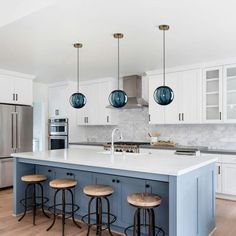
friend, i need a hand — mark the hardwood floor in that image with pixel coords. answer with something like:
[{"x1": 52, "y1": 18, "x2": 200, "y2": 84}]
[{"x1": 1, "y1": 189, "x2": 236, "y2": 235}]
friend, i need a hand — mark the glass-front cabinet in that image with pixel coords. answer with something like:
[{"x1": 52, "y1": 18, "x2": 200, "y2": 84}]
[
  {"x1": 203, "y1": 67, "x2": 223, "y2": 122},
  {"x1": 224, "y1": 64, "x2": 236, "y2": 122}
]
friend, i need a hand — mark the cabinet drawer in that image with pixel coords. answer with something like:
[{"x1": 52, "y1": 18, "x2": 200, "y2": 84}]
[{"x1": 221, "y1": 155, "x2": 236, "y2": 164}]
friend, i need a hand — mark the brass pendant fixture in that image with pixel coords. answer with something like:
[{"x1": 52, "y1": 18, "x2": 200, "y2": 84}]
[
  {"x1": 153, "y1": 25, "x2": 174, "y2": 106},
  {"x1": 108, "y1": 33, "x2": 128, "y2": 108},
  {"x1": 70, "y1": 43, "x2": 86, "y2": 109}
]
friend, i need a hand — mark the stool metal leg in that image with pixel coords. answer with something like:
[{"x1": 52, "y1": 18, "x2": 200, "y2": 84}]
[
  {"x1": 104, "y1": 196, "x2": 113, "y2": 236},
  {"x1": 32, "y1": 183, "x2": 36, "y2": 225},
  {"x1": 86, "y1": 197, "x2": 94, "y2": 236},
  {"x1": 47, "y1": 189, "x2": 60, "y2": 231},
  {"x1": 38, "y1": 182, "x2": 50, "y2": 218},
  {"x1": 133, "y1": 208, "x2": 141, "y2": 236},
  {"x1": 147, "y1": 209, "x2": 155, "y2": 236},
  {"x1": 62, "y1": 189, "x2": 65, "y2": 236},
  {"x1": 18, "y1": 183, "x2": 31, "y2": 222},
  {"x1": 96, "y1": 197, "x2": 102, "y2": 236},
  {"x1": 68, "y1": 188, "x2": 81, "y2": 228}
]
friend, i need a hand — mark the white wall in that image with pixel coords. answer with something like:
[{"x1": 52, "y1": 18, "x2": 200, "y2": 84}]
[{"x1": 33, "y1": 82, "x2": 49, "y2": 150}]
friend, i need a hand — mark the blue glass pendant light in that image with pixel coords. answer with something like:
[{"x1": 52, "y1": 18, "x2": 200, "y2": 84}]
[
  {"x1": 109, "y1": 33, "x2": 128, "y2": 108},
  {"x1": 154, "y1": 25, "x2": 174, "y2": 106},
  {"x1": 70, "y1": 43, "x2": 86, "y2": 109}
]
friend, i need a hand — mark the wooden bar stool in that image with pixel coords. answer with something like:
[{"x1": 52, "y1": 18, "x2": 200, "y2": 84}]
[
  {"x1": 124, "y1": 193, "x2": 165, "y2": 236},
  {"x1": 82, "y1": 184, "x2": 117, "y2": 236},
  {"x1": 47, "y1": 178, "x2": 81, "y2": 236},
  {"x1": 18, "y1": 174, "x2": 50, "y2": 225}
]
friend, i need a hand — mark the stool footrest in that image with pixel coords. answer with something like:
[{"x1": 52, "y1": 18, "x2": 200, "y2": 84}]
[
  {"x1": 124, "y1": 224, "x2": 165, "y2": 236},
  {"x1": 48, "y1": 203, "x2": 79, "y2": 219},
  {"x1": 82, "y1": 212, "x2": 116, "y2": 230},
  {"x1": 19, "y1": 196, "x2": 49, "y2": 208}
]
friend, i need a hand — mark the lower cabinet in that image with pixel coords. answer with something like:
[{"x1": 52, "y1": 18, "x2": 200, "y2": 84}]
[{"x1": 222, "y1": 163, "x2": 236, "y2": 195}]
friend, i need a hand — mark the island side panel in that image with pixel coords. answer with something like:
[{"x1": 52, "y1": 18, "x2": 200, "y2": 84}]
[
  {"x1": 169, "y1": 163, "x2": 215, "y2": 236},
  {"x1": 13, "y1": 158, "x2": 36, "y2": 215}
]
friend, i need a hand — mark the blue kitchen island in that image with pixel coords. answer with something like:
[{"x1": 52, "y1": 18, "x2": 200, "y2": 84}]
[{"x1": 12, "y1": 148, "x2": 217, "y2": 236}]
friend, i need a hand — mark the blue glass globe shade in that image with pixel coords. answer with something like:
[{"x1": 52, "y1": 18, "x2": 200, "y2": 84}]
[
  {"x1": 153, "y1": 86, "x2": 174, "y2": 106},
  {"x1": 109, "y1": 90, "x2": 128, "y2": 108},
  {"x1": 70, "y1": 92, "x2": 86, "y2": 109}
]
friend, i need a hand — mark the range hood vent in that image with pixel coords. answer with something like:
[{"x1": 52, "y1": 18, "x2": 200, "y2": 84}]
[{"x1": 107, "y1": 75, "x2": 148, "y2": 109}]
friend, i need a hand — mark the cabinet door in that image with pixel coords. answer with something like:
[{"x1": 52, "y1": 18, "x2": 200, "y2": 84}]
[
  {"x1": 146, "y1": 180, "x2": 169, "y2": 235},
  {"x1": 118, "y1": 177, "x2": 146, "y2": 227},
  {"x1": 164, "y1": 72, "x2": 181, "y2": 124},
  {"x1": 14, "y1": 78, "x2": 32, "y2": 106},
  {"x1": 148, "y1": 76, "x2": 165, "y2": 124},
  {"x1": 224, "y1": 64, "x2": 236, "y2": 122},
  {"x1": 215, "y1": 162, "x2": 222, "y2": 193},
  {"x1": 0, "y1": 77, "x2": 14, "y2": 103},
  {"x1": 36, "y1": 165, "x2": 55, "y2": 206},
  {"x1": 222, "y1": 163, "x2": 236, "y2": 195},
  {"x1": 77, "y1": 84, "x2": 90, "y2": 125},
  {"x1": 181, "y1": 69, "x2": 201, "y2": 123},
  {"x1": 203, "y1": 67, "x2": 223, "y2": 123}
]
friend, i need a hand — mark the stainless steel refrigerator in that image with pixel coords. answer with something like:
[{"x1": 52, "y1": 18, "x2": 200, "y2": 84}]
[{"x1": 0, "y1": 104, "x2": 33, "y2": 188}]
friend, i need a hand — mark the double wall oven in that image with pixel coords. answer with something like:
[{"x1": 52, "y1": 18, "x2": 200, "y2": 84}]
[{"x1": 48, "y1": 118, "x2": 68, "y2": 150}]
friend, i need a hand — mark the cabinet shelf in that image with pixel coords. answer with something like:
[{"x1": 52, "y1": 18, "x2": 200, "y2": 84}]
[
  {"x1": 206, "y1": 91, "x2": 219, "y2": 95},
  {"x1": 206, "y1": 105, "x2": 219, "y2": 108},
  {"x1": 227, "y1": 90, "x2": 236, "y2": 94},
  {"x1": 227, "y1": 75, "x2": 236, "y2": 80},
  {"x1": 206, "y1": 78, "x2": 219, "y2": 82}
]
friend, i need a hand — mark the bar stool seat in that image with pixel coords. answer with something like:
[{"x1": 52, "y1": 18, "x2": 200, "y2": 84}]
[
  {"x1": 127, "y1": 193, "x2": 162, "y2": 208},
  {"x1": 49, "y1": 179, "x2": 77, "y2": 189},
  {"x1": 84, "y1": 184, "x2": 114, "y2": 197},
  {"x1": 21, "y1": 174, "x2": 48, "y2": 183}
]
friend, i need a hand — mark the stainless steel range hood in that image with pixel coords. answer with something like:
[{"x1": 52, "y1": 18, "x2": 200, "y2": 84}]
[{"x1": 107, "y1": 75, "x2": 148, "y2": 109}]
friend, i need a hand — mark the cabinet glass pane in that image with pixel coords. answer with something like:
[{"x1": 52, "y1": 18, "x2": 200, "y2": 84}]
[
  {"x1": 227, "y1": 78, "x2": 236, "y2": 91},
  {"x1": 227, "y1": 92, "x2": 236, "y2": 105},
  {"x1": 206, "y1": 94, "x2": 219, "y2": 106},
  {"x1": 227, "y1": 105, "x2": 236, "y2": 119},
  {"x1": 206, "y1": 80, "x2": 219, "y2": 93},
  {"x1": 206, "y1": 70, "x2": 219, "y2": 79},
  {"x1": 206, "y1": 107, "x2": 220, "y2": 120},
  {"x1": 227, "y1": 67, "x2": 236, "y2": 77}
]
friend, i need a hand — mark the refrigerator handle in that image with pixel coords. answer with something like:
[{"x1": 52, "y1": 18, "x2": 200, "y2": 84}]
[
  {"x1": 16, "y1": 112, "x2": 20, "y2": 150},
  {"x1": 11, "y1": 113, "x2": 14, "y2": 149}
]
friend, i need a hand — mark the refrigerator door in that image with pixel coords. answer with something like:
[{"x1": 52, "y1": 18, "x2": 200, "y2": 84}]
[
  {"x1": 0, "y1": 104, "x2": 15, "y2": 157},
  {"x1": 15, "y1": 106, "x2": 33, "y2": 153}
]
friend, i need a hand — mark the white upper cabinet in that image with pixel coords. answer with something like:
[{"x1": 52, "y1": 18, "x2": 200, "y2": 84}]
[
  {"x1": 203, "y1": 67, "x2": 223, "y2": 123},
  {"x1": 223, "y1": 64, "x2": 236, "y2": 122},
  {"x1": 0, "y1": 76, "x2": 33, "y2": 105},
  {"x1": 149, "y1": 69, "x2": 201, "y2": 124},
  {"x1": 77, "y1": 78, "x2": 117, "y2": 126}
]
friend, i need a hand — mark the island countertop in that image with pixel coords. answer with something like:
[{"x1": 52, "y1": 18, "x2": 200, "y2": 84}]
[{"x1": 11, "y1": 148, "x2": 217, "y2": 176}]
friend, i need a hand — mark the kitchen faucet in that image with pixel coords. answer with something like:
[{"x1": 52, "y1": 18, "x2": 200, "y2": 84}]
[{"x1": 111, "y1": 128, "x2": 123, "y2": 155}]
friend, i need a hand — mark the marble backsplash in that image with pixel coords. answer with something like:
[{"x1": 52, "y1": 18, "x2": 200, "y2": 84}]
[{"x1": 76, "y1": 108, "x2": 236, "y2": 150}]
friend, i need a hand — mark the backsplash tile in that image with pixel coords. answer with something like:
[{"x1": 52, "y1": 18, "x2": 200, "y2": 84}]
[{"x1": 76, "y1": 108, "x2": 236, "y2": 150}]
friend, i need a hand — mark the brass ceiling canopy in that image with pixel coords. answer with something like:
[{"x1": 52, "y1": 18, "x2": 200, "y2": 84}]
[
  {"x1": 159, "y1": 25, "x2": 170, "y2": 31},
  {"x1": 113, "y1": 33, "x2": 124, "y2": 39},
  {"x1": 73, "y1": 43, "x2": 83, "y2": 48}
]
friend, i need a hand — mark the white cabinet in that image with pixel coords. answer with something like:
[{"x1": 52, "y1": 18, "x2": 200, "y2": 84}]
[
  {"x1": 0, "y1": 76, "x2": 32, "y2": 105},
  {"x1": 216, "y1": 162, "x2": 222, "y2": 193},
  {"x1": 222, "y1": 163, "x2": 236, "y2": 195},
  {"x1": 149, "y1": 69, "x2": 201, "y2": 124},
  {"x1": 77, "y1": 78, "x2": 117, "y2": 126}
]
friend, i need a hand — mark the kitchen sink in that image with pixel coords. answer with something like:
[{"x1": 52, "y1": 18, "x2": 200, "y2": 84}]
[{"x1": 98, "y1": 151, "x2": 147, "y2": 156}]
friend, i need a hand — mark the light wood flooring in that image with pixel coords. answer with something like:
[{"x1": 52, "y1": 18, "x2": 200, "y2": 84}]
[{"x1": 0, "y1": 189, "x2": 236, "y2": 235}]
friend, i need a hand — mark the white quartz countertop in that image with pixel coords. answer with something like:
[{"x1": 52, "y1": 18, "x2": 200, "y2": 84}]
[{"x1": 11, "y1": 148, "x2": 217, "y2": 176}]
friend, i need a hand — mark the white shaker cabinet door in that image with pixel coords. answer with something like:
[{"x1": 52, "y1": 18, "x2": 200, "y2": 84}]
[
  {"x1": 181, "y1": 69, "x2": 201, "y2": 124},
  {"x1": 0, "y1": 77, "x2": 14, "y2": 103},
  {"x1": 148, "y1": 75, "x2": 165, "y2": 124},
  {"x1": 222, "y1": 163, "x2": 236, "y2": 195}
]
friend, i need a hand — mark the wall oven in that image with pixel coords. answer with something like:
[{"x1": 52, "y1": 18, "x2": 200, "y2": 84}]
[{"x1": 48, "y1": 118, "x2": 68, "y2": 150}]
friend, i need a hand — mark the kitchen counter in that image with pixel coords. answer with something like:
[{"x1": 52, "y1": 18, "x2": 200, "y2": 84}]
[
  {"x1": 70, "y1": 141, "x2": 236, "y2": 155},
  {"x1": 12, "y1": 148, "x2": 216, "y2": 236}
]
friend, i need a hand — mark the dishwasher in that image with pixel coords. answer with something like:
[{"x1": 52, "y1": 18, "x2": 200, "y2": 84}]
[{"x1": 0, "y1": 157, "x2": 13, "y2": 188}]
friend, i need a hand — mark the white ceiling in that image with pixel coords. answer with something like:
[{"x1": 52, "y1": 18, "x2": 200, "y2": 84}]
[{"x1": 0, "y1": 0, "x2": 236, "y2": 83}]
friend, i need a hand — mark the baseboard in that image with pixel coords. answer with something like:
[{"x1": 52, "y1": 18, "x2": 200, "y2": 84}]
[{"x1": 216, "y1": 193, "x2": 236, "y2": 201}]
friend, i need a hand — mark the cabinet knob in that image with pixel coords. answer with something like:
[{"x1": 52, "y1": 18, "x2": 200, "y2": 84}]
[
  {"x1": 48, "y1": 169, "x2": 52, "y2": 173},
  {"x1": 146, "y1": 184, "x2": 150, "y2": 188},
  {"x1": 112, "y1": 179, "x2": 116, "y2": 183},
  {"x1": 116, "y1": 180, "x2": 120, "y2": 183}
]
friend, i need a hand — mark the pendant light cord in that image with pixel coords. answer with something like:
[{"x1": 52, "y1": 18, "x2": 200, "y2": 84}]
[
  {"x1": 163, "y1": 29, "x2": 166, "y2": 86},
  {"x1": 117, "y1": 37, "x2": 120, "y2": 89},
  {"x1": 77, "y1": 48, "x2": 80, "y2": 92}
]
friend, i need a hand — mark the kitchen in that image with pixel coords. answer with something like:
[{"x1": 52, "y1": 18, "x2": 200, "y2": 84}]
[{"x1": 1, "y1": 0, "x2": 236, "y2": 236}]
